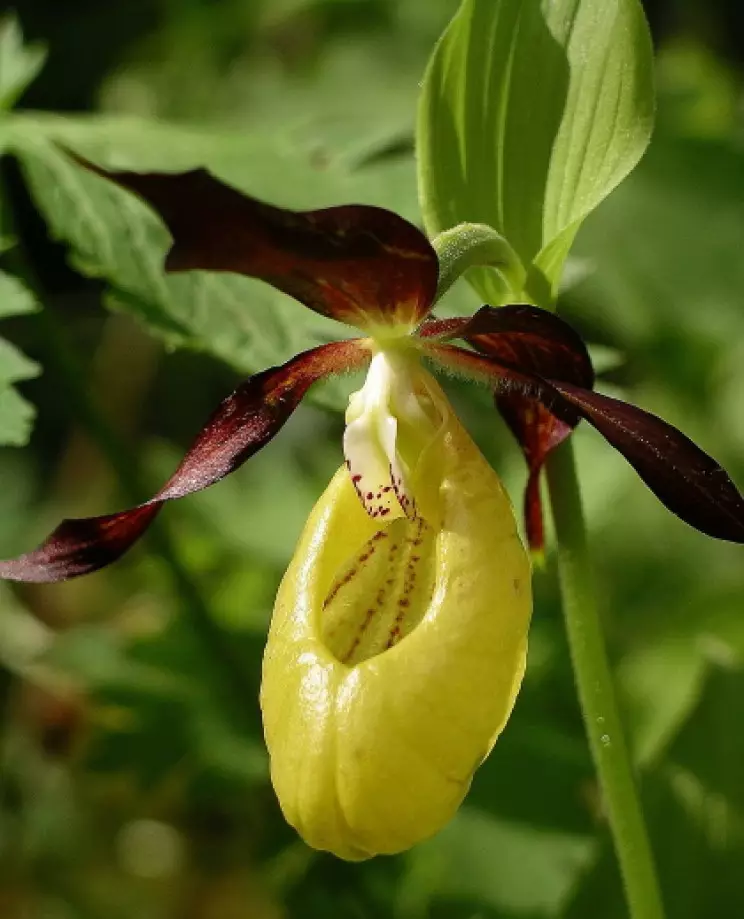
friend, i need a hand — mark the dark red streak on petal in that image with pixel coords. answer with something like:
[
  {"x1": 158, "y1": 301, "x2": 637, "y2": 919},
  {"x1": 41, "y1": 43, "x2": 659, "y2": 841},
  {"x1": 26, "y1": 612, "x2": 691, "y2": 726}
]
[
  {"x1": 68, "y1": 152, "x2": 438, "y2": 331},
  {"x1": 0, "y1": 340, "x2": 369, "y2": 582}
]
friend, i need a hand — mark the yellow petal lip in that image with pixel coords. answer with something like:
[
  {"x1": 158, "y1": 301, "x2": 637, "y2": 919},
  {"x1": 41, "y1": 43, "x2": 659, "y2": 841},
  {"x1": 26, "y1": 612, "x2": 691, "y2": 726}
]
[{"x1": 261, "y1": 367, "x2": 532, "y2": 860}]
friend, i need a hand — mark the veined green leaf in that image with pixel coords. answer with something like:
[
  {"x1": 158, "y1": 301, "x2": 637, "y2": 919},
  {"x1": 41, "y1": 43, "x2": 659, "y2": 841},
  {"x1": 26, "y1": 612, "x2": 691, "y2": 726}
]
[
  {"x1": 0, "y1": 270, "x2": 40, "y2": 446},
  {"x1": 417, "y1": 0, "x2": 655, "y2": 306}
]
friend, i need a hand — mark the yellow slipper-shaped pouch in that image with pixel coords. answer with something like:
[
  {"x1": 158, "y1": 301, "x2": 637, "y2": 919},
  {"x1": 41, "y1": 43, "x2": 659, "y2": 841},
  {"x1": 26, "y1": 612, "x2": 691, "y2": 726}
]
[{"x1": 260, "y1": 357, "x2": 531, "y2": 860}]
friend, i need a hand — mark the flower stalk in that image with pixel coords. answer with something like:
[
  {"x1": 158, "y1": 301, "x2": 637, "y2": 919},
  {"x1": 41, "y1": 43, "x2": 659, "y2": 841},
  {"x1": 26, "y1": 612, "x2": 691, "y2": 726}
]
[{"x1": 547, "y1": 439, "x2": 665, "y2": 919}]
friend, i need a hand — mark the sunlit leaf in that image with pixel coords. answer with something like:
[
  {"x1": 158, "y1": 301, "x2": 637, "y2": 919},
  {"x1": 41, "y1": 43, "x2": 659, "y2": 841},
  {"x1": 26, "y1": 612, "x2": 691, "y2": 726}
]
[{"x1": 417, "y1": 0, "x2": 655, "y2": 305}]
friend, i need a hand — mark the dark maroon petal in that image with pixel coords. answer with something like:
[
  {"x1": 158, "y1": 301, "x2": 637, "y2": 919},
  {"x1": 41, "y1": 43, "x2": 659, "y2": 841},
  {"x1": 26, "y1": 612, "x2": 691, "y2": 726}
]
[
  {"x1": 419, "y1": 305, "x2": 593, "y2": 551},
  {"x1": 416, "y1": 304, "x2": 593, "y2": 384},
  {"x1": 466, "y1": 305, "x2": 593, "y2": 550},
  {"x1": 425, "y1": 344, "x2": 744, "y2": 543},
  {"x1": 460, "y1": 304, "x2": 594, "y2": 388},
  {"x1": 0, "y1": 340, "x2": 369, "y2": 583},
  {"x1": 68, "y1": 152, "x2": 438, "y2": 331},
  {"x1": 552, "y1": 383, "x2": 744, "y2": 544},
  {"x1": 422, "y1": 343, "x2": 572, "y2": 419},
  {"x1": 497, "y1": 393, "x2": 573, "y2": 552}
]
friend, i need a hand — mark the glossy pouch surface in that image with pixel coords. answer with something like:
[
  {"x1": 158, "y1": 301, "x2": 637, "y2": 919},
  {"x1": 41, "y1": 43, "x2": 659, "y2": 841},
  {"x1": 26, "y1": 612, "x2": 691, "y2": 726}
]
[{"x1": 260, "y1": 375, "x2": 531, "y2": 860}]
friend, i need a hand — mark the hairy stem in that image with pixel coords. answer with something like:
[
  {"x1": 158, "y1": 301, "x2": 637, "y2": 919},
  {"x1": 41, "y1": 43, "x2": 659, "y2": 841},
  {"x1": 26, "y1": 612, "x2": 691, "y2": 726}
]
[
  {"x1": 547, "y1": 440, "x2": 665, "y2": 919},
  {"x1": 431, "y1": 222, "x2": 525, "y2": 303}
]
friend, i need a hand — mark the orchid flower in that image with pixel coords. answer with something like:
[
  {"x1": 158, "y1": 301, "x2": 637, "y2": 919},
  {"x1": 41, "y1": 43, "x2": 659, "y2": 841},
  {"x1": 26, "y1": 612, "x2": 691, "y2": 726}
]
[{"x1": 1, "y1": 157, "x2": 742, "y2": 860}]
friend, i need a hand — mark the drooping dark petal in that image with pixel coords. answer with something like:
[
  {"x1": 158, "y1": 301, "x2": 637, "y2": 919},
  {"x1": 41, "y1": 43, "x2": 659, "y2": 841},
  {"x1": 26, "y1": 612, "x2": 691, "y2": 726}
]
[
  {"x1": 0, "y1": 340, "x2": 369, "y2": 583},
  {"x1": 68, "y1": 152, "x2": 438, "y2": 331},
  {"x1": 467, "y1": 305, "x2": 594, "y2": 552},
  {"x1": 460, "y1": 305, "x2": 594, "y2": 386},
  {"x1": 425, "y1": 343, "x2": 744, "y2": 543},
  {"x1": 419, "y1": 305, "x2": 593, "y2": 551},
  {"x1": 496, "y1": 393, "x2": 573, "y2": 553},
  {"x1": 552, "y1": 383, "x2": 744, "y2": 544}
]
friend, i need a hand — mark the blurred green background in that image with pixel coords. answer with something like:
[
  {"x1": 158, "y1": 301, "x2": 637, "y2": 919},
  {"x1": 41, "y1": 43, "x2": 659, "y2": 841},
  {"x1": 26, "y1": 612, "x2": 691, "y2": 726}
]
[{"x1": 0, "y1": 0, "x2": 743, "y2": 917}]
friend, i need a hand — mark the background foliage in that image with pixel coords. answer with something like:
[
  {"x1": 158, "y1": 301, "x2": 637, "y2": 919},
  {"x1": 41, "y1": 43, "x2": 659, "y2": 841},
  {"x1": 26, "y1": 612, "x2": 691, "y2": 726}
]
[{"x1": 0, "y1": 1, "x2": 743, "y2": 916}]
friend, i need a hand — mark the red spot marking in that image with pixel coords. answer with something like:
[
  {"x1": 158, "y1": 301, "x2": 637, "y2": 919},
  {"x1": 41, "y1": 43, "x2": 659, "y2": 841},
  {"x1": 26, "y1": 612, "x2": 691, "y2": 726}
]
[
  {"x1": 366, "y1": 492, "x2": 374, "y2": 500},
  {"x1": 380, "y1": 508, "x2": 390, "y2": 516}
]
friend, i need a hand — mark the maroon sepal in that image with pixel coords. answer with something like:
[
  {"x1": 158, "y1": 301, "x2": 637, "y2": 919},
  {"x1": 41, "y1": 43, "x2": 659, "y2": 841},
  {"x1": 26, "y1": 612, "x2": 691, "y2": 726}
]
[
  {"x1": 553, "y1": 383, "x2": 744, "y2": 544},
  {"x1": 467, "y1": 306, "x2": 593, "y2": 552},
  {"x1": 497, "y1": 394, "x2": 573, "y2": 551},
  {"x1": 424, "y1": 343, "x2": 744, "y2": 544},
  {"x1": 418, "y1": 305, "x2": 593, "y2": 551},
  {"x1": 67, "y1": 152, "x2": 438, "y2": 332},
  {"x1": 0, "y1": 340, "x2": 368, "y2": 582}
]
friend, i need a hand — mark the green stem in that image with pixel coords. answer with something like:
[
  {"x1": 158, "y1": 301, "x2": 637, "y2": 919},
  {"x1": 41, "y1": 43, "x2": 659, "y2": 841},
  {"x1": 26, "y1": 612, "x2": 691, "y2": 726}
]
[
  {"x1": 547, "y1": 440, "x2": 665, "y2": 919},
  {"x1": 431, "y1": 222, "x2": 525, "y2": 302}
]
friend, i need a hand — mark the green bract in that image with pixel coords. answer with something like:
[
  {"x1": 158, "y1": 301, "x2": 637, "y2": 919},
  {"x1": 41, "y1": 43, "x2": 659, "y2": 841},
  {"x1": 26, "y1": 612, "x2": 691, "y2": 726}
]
[{"x1": 417, "y1": 0, "x2": 655, "y2": 306}]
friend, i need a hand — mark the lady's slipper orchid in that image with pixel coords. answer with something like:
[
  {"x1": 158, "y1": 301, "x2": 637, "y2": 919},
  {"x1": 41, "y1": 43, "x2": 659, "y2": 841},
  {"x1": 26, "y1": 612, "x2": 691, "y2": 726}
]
[{"x1": 1, "y1": 155, "x2": 742, "y2": 859}]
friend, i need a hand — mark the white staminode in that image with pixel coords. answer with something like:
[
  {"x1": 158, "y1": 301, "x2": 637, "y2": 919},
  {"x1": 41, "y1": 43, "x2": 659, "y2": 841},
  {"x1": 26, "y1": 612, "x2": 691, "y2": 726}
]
[{"x1": 343, "y1": 349, "x2": 433, "y2": 521}]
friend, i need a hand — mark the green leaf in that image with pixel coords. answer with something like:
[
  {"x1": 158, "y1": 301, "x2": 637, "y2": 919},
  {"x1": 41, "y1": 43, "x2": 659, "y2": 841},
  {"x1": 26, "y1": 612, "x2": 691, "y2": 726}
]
[
  {"x1": 0, "y1": 14, "x2": 47, "y2": 111},
  {"x1": 6, "y1": 115, "x2": 414, "y2": 411},
  {"x1": 0, "y1": 269, "x2": 40, "y2": 446},
  {"x1": 618, "y1": 637, "x2": 707, "y2": 768},
  {"x1": 417, "y1": 0, "x2": 655, "y2": 306}
]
